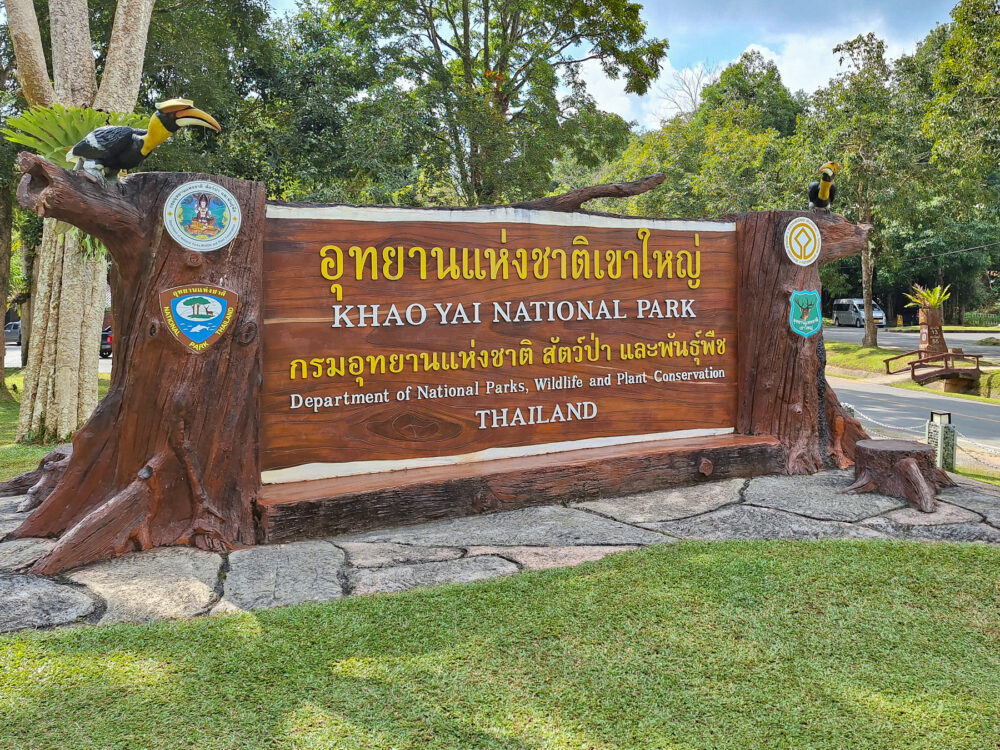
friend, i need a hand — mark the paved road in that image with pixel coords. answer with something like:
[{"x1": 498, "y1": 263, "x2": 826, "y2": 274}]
[
  {"x1": 4, "y1": 343, "x2": 114, "y2": 374},
  {"x1": 829, "y1": 375, "x2": 1000, "y2": 447},
  {"x1": 824, "y1": 326, "x2": 1000, "y2": 356}
]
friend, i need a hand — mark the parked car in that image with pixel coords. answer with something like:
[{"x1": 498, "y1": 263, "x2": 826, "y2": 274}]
[
  {"x1": 831, "y1": 298, "x2": 885, "y2": 328},
  {"x1": 4, "y1": 321, "x2": 20, "y2": 345},
  {"x1": 100, "y1": 327, "x2": 113, "y2": 358}
]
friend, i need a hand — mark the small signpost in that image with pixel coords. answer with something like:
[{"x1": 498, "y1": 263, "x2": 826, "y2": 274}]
[{"x1": 926, "y1": 411, "x2": 956, "y2": 472}]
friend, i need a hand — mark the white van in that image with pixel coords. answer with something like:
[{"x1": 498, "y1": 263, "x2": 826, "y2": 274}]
[{"x1": 832, "y1": 298, "x2": 885, "y2": 327}]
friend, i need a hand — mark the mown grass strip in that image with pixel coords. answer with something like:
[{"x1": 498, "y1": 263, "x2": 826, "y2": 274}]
[{"x1": 2, "y1": 541, "x2": 999, "y2": 750}]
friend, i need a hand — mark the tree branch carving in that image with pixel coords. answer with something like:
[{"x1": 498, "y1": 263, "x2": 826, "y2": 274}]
[
  {"x1": 15, "y1": 152, "x2": 145, "y2": 253},
  {"x1": 510, "y1": 174, "x2": 666, "y2": 212}
]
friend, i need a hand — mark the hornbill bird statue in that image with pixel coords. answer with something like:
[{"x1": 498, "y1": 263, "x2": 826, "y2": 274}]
[
  {"x1": 808, "y1": 161, "x2": 839, "y2": 211},
  {"x1": 67, "y1": 99, "x2": 221, "y2": 184}
]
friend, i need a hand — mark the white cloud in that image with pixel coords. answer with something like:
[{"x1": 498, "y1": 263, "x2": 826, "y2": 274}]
[
  {"x1": 575, "y1": 58, "x2": 656, "y2": 125},
  {"x1": 746, "y1": 21, "x2": 916, "y2": 94},
  {"x1": 578, "y1": 17, "x2": 926, "y2": 132}
]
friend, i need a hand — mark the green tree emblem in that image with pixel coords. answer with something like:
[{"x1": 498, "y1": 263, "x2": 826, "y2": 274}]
[{"x1": 182, "y1": 297, "x2": 215, "y2": 319}]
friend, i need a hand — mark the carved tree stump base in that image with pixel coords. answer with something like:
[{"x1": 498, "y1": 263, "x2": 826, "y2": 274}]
[
  {"x1": 844, "y1": 439, "x2": 955, "y2": 512},
  {"x1": 0, "y1": 444, "x2": 72, "y2": 509}
]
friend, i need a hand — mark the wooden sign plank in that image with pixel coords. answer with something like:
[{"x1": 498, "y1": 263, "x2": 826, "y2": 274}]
[{"x1": 261, "y1": 206, "x2": 738, "y2": 477}]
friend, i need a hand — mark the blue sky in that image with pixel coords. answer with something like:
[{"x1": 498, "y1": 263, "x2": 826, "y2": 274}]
[
  {"x1": 585, "y1": 0, "x2": 957, "y2": 128},
  {"x1": 270, "y1": 0, "x2": 957, "y2": 129}
]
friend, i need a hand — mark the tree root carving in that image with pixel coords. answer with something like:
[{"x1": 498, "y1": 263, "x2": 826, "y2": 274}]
[{"x1": 0, "y1": 444, "x2": 72, "y2": 505}]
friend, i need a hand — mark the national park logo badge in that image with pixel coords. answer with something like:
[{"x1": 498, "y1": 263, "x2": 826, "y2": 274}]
[
  {"x1": 159, "y1": 285, "x2": 238, "y2": 352},
  {"x1": 163, "y1": 180, "x2": 242, "y2": 252},
  {"x1": 783, "y1": 217, "x2": 821, "y2": 266},
  {"x1": 789, "y1": 290, "x2": 822, "y2": 338}
]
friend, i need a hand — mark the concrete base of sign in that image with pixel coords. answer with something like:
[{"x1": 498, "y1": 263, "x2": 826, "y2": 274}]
[{"x1": 257, "y1": 434, "x2": 785, "y2": 543}]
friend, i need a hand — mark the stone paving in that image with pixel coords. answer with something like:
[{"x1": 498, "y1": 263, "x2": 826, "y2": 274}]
[{"x1": 2, "y1": 469, "x2": 1000, "y2": 633}]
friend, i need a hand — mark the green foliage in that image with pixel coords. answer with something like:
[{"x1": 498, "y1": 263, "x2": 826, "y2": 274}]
[
  {"x1": 596, "y1": 51, "x2": 814, "y2": 219},
  {"x1": 294, "y1": 0, "x2": 666, "y2": 204},
  {"x1": 1, "y1": 105, "x2": 144, "y2": 166},
  {"x1": 927, "y1": 0, "x2": 1000, "y2": 178},
  {"x1": 904, "y1": 283, "x2": 952, "y2": 308},
  {"x1": 699, "y1": 50, "x2": 803, "y2": 136}
]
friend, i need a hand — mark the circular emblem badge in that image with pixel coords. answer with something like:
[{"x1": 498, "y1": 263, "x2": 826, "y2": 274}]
[
  {"x1": 163, "y1": 180, "x2": 242, "y2": 252},
  {"x1": 783, "y1": 217, "x2": 821, "y2": 266}
]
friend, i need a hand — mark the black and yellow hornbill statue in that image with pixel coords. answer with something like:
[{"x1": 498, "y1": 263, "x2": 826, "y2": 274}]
[
  {"x1": 67, "y1": 99, "x2": 221, "y2": 184},
  {"x1": 808, "y1": 161, "x2": 839, "y2": 211}
]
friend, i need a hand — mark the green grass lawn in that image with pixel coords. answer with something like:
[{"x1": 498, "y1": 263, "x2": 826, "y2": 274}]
[
  {"x1": 955, "y1": 467, "x2": 1000, "y2": 488},
  {"x1": 1, "y1": 367, "x2": 110, "y2": 481},
  {"x1": 823, "y1": 342, "x2": 905, "y2": 374},
  {"x1": 1, "y1": 541, "x2": 999, "y2": 749}
]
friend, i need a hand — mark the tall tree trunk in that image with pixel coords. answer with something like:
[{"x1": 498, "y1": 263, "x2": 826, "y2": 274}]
[
  {"x1": 860, "y1": 244, "x2": 876, "y2": 347},
  {"x1": 0, "y1": 191, "x2": 12, "y2": 403},
  {"x1": 3, "y1": 0, "x2": 56, "y2": 106},
  {"x1": 16, "y1": 227, "x2": 105, "y2": 440},
  {"x1": 5, "y1": 0, "x2": 158, "y2": 445},
  {"x1": 860, "y1": 205, "x2": 877, "y2": 348},
  {"x1": 19, "y1": 244, "x2": 35, "y2": 364}
]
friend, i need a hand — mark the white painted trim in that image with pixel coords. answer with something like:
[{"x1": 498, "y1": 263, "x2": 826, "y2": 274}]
[
  {"x1": 265, "y1": 203, "x2": 734, "y2": 233},
  {"x1": 261, "y1": 426, "x2": 735, "y2": 484}
]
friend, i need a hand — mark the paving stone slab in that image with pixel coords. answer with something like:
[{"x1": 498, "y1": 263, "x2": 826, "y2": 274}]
[
  {"x1": 649, "y1": 504, "x2": 885, "y2": 540},
  {"x1": 0, "y1": 496, "x2": 28, "y2": 537},
  {"x1": 571, "y1": 479, "x2": 743, "y2": 523},
  {"x1": 860, "y1": 517, "x2": 1000, "y2": 544},
  {"x1": 939, "y1": 487, "x2": 1000, "y2": 528},
  {"x1": 0, "y1": 538, "x2": 56, "y2": 572},
  {"x1": 0, "y1": 574, "x2": 95, "y2": 632},
  {"x1": 68, "y1": 547, "x2": 222, "y2": 624},
  {"x1": 0, "y1": 495, "x2": 25, "y2": 513},
  {"x1": 212, "y1": 541, "x2": 345, "y2": 615},
  {"x1": 334, "y1": 542, "x2": 464, "y2": 569},
  {"x1": 465, "y1": 545, "x2": 640, "y2": 570},
  {"x1": 335, "y1": 506, "x2": 666, "y2": 547},
  {"x1": 744, "y1": 471, "x2": 904, "y2": 522},
  {"x1": 349, "y1": 555, "x2": 518, "y2": 595},
  {"x1": 883, "y1": 502, "x2": 981, "y2": 526}
]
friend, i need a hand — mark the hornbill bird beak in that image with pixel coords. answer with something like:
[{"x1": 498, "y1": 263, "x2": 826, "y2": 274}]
[
  {"x1": 818, "y1": 161, "x2": 840, "y2": 175},
  {"x1": 174, "y1": 107, "x2": 222, "y2": 132}
]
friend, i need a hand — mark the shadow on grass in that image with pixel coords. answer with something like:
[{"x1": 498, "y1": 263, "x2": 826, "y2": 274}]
[{"x1": 1, "y1": 541, "x2": 1000, "y2": 749}]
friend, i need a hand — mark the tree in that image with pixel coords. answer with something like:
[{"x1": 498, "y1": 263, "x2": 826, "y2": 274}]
[
  {"x1": 297, "y1": 0, "x2": 667, "y2": 205},
  {"x1": 658, "y1": 63, "x2": 719, "y2": 118},
  {"x1": 809, "y1": 34, "x2": 915, "y2": 347},
  {"x1": 699, "y1": 51, "x2": 803, "y2": 136},
  {"x1": 4, "y1": 0, "x2": 158, "y2": 441},
  {"x1": 593, "y1": 47, "x2": 819, "y2": 220},
  {"x1": 926, "y1": 0, "x2": 1000, "y2": 182},
  {"x1": 0, "y1": 22, "x2": 18, "y2": 404}
]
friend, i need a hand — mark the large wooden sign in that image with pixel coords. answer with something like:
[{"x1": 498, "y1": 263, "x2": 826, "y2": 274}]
[
  {"x1": 8, "y1": 155, "x2": 871, "y2": 574},
  {"x1": 261, "y1": 207, "x2": 738, "y2": 479}
]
